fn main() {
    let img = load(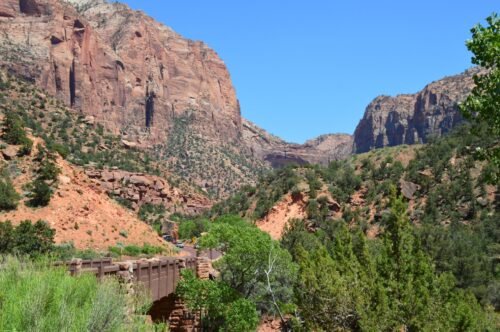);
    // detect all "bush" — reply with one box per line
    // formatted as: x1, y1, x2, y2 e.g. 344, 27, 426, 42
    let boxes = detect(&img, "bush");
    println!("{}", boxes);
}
108, 244, 164, 257
37, 159, 61, 182
3, 112, 29, 145
0, 220, 54, 256
27, 180, 53, 207
178, 219, 209, 240
0, 257, 158, 331
0, 177, 20, 211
